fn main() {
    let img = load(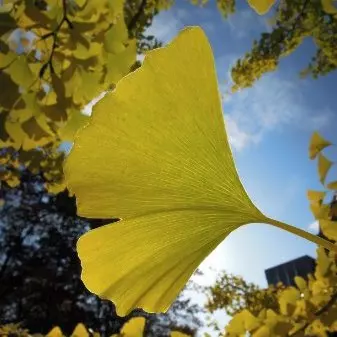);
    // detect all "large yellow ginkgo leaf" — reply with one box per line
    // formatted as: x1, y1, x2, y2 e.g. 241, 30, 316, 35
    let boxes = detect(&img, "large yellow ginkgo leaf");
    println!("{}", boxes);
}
64, 27, 337, 317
